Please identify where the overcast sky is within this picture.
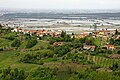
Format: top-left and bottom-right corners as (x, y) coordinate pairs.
(0, 0), (120, 9)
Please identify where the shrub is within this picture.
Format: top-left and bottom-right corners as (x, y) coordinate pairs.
(1, 67), (27, 80)
(38, 60), (44, 65)
(0, 47), (3, 51)
(117, 50), (120, 54)
(26, 39), (37, 48)
(11, 39), (21, 47)
(32, 67), (55, 80)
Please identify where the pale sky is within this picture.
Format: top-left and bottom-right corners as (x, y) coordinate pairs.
(0, 0), (120, 9)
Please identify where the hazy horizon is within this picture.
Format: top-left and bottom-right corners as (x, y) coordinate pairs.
(0, 0), (120, 10)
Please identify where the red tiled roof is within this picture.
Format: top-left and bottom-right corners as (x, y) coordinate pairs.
(106, 44), (115, 47)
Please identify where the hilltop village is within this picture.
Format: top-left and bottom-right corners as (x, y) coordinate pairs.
(12, 27), (120, 52)
(0, 24), (120, 80)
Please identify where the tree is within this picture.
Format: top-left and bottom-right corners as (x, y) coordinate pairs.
(61, 31), (66, 38)
(110, 38), (114, 44)
(54, 45), (70, 57)
(117, 50), (120, 54)
(11, 39), (21, 47)
(93, 23), (97, 31)
(32, 67), (55, 80)
(64, 35), (72, 42)
(18, 70), (26, 80)
(72, 33), (74, 35)
(110, 63), (119, 71)
(1, 67), (27, 80)
(115, 29), (118, 35)
(38, 60), (44, 65)
(26, 39), (37, 48)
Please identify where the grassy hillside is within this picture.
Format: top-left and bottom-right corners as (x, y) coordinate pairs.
(0, 27), (120, 80)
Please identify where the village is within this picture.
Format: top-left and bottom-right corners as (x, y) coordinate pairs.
(0, 22), (120, 80)
(11, 27), (120, 53)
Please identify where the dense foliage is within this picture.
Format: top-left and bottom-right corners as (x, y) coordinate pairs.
(0, 67), (26, 80)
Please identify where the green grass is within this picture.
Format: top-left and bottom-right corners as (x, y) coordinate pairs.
(0, 38), (12, 47)
(19, 40), (28, 49)
(31, 40), (50, 50)
(0, 51), (18, 67)
(94, 38), (102, 46)
(0, 50), (40, 72)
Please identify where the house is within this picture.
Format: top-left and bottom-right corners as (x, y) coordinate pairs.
(12, 28), (60, 37)
(12, 28), (23, 32)
(29, 30), (37, 34)
(50, 32), (60, 37)
(116, 35), (120, 40)
(74, 33), (89, 39)
(23, 30), (30, 34)
(83, 45), (96, 51)
(93, 30), (115, 37)
(36, 30), (49, 36)
(105, 44), (115, 50)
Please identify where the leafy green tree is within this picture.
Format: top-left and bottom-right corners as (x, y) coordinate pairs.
(117, 50), (120, 54)
(54, 45), (70, 56)
(21, 54), (34, 63)
(1, 67), (27, 80)
(110, 38), (115, 44)
(11, 39), (21, 47)
(110, 63), (119, 71)
(38, 60), (44, 65)
(106, 50), (112, 54)
(64, 35), (71, 42)
(32, 67), (55, 80)
(114, 39), (120, 45)
(61, 31), (66, 38)
(26, 39), (37, 48)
